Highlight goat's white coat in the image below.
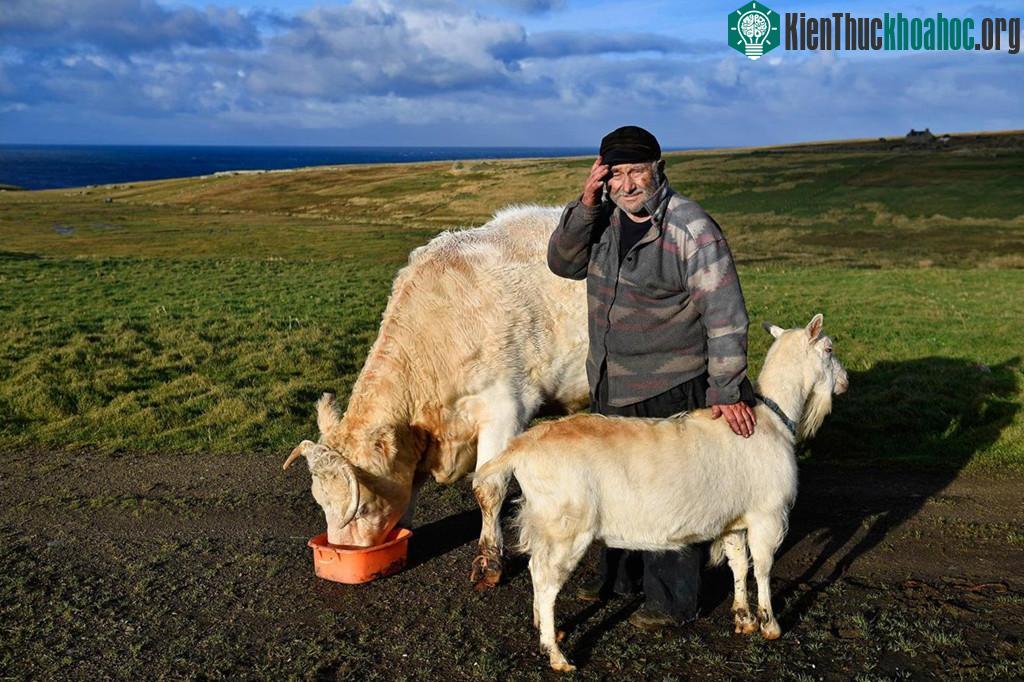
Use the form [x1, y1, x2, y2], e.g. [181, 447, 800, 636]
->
[284, 206, 589, 549]
[474, 316, 848, 671]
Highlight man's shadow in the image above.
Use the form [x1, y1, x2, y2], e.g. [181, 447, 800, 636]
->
[699, 355, 1021, 630]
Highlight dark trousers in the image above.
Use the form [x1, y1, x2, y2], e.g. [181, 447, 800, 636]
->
[590, 364, 714, 623]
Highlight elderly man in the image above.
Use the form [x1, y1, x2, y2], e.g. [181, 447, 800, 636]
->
[547, 125, 757, 629]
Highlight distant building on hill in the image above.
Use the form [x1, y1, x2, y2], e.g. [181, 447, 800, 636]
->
[906, 128, 936, 143]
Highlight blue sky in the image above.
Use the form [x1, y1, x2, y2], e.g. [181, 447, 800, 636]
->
[1, 0, 1020, 147]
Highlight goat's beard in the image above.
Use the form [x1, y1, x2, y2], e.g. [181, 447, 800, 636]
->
[798, 388, 834, 440]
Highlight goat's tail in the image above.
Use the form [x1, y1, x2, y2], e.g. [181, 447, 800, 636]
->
[476, 443, 545, 557]
[708, 536, 728, 567]
[473, 448, 519, 518]
[708, 529, 748, 567]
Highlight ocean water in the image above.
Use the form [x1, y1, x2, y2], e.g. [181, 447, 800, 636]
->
[0, 145, 595, 191]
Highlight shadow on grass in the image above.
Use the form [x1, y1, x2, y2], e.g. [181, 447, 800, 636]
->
[408, 488, 527, 572]
[408, 509, 479, 569]
[563, 596, 644, 667]
[767, 355, 1020, 630]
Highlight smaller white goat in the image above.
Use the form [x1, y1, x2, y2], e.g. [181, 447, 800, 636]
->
[473, 315, 848, 672]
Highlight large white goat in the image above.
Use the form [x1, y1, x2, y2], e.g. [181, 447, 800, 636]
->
[283, 206, 588, 568]
[473, 315, 848, 672]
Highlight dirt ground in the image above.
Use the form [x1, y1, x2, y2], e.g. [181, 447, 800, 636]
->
[1, 449, 1021, 680]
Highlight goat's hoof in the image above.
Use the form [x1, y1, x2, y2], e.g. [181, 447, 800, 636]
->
[469, 553, 503, 591]
[734, 620, 758, 635]
[473, 574, 501, 592]
[760, 621, 782, 640]
[733, 609, 758, 634]
[550, 661, 576, 673]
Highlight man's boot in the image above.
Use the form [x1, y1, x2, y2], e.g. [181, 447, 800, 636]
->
[575, 574, 608, 602]
[628, 606, 680, 630]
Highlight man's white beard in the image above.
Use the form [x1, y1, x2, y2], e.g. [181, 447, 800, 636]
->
[611, 189, 654, 216]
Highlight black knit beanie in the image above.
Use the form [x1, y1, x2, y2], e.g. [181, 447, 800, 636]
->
[599, 125, 661, 166]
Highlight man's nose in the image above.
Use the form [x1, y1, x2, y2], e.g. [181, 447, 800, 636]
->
[622, 176, 635, 192]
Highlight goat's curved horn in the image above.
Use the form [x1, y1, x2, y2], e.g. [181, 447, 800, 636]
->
[282, 440, 316, 470]
[335, 458, 361, 529]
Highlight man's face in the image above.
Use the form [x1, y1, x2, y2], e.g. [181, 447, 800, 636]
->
[607, 161, 659, 216]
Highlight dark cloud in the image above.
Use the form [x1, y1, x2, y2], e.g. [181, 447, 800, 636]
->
[0, 0, 260, 53]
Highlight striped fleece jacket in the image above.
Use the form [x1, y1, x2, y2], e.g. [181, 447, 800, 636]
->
[547, 179, 751, 407]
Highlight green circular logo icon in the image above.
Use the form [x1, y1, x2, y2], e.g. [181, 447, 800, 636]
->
[729, 1, 780, 60]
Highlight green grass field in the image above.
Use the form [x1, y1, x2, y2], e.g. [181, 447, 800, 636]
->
[2, 135, 1024, 681]
[2, 132, 1023, 471]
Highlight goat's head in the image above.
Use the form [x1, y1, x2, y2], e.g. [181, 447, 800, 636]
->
[763, 314, 849, 438]
[282, 394, 412, 547]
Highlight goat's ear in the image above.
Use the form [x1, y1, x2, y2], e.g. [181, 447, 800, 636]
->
[370, 426, 394, 459]
[316, 393, 341, 435]
[762, 321, 784, 339]
[806, 313, 824, 340]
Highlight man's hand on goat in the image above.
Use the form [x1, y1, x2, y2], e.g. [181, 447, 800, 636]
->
[581, 156, 610, 207]
[711, 402, 757, 438]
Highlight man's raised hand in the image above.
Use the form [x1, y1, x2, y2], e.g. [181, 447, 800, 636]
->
[581, 156, 610, 207]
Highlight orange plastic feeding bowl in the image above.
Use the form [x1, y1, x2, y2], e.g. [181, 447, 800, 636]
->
[307, 528, 412, 584]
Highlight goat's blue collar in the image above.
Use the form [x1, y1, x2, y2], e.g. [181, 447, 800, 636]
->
[755, 393, 797, 437]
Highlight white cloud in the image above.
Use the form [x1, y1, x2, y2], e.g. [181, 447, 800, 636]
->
[245, 0, 526, 97]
